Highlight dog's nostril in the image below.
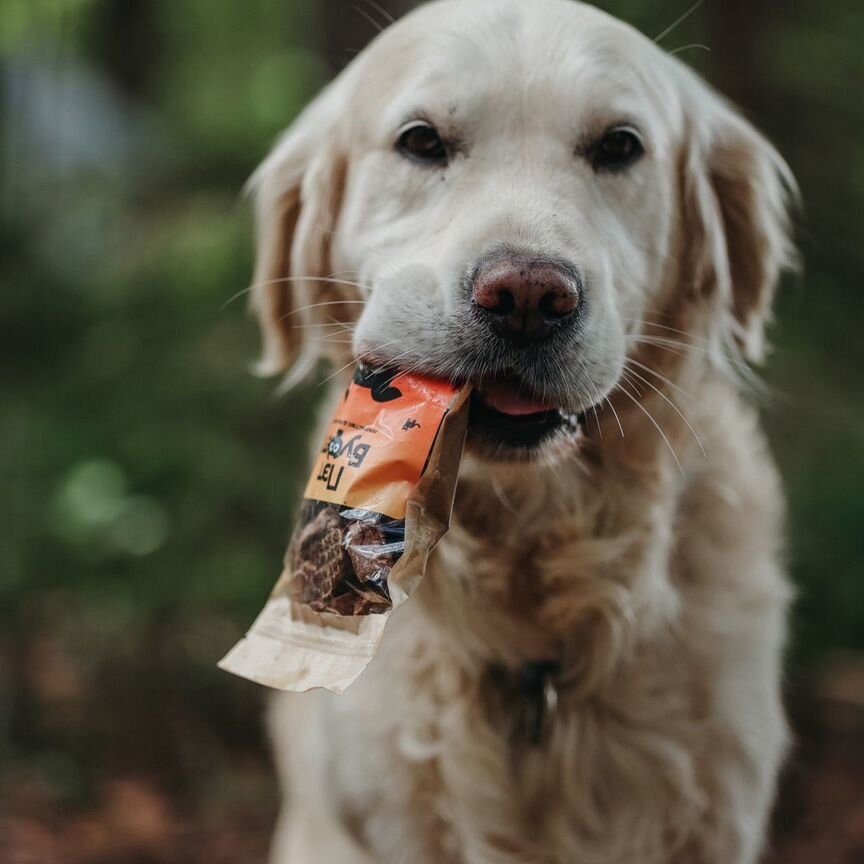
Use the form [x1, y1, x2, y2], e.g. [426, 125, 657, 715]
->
[474, 283, 517, 315]
[538, 291, 566, 319]
[495, 289, 516, 316]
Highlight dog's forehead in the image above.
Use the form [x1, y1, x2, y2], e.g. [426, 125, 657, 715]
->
[355, 0, 672, 137]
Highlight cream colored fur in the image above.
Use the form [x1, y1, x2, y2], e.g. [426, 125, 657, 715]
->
[248, 1, 798, 862]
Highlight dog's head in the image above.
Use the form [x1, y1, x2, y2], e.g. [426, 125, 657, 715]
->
[249, 0, 796, 461]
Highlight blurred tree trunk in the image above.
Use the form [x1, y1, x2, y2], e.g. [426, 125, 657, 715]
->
[320, 0, 419, 74]
[707, 0, 781, 119]
[90, 0, 160, 99]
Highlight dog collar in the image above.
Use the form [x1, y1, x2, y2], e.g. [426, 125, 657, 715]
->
[486, 660, 562, 746]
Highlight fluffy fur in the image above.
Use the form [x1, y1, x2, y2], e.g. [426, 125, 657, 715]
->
[247, 1, 798, 861]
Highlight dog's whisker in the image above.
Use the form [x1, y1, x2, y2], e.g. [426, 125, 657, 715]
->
[604, 394, 625, 439]
[616, 378, 686, 477]
[627, 334, 727, 359]
[220, 273, 369, 311]
[323, 315, 357, 336]
[668, 42, 711, 56]
[627, 334, 704, 351]
[374, 346, 416, 371]
[388, 357, 429, 384]
[627, 333, 709, 352]
[625, 358, 699, 405]
[309, 326, 356, 337]
[363, 0, 395, 25]
[622, 319, 734, 360]
[352, 2, 387, 34]
[654, 0, 705, 44]
[220, 285, 258, 311]
[578, 360, 605, 418]
[355, 340, 417, 379]
[318, 357, 360, 387]
[278, 300, 368, 323]
[290, 321, 355, 330]
[260, 275, 370, 292]
[623, 365, 707, 458]
[578, 358, 605, 441]
[308, 323, 358, 343]
[628, 339, 689, 361]
[620, 318, 705, 342]
[491, 474, 520, 516]
[628, 335, 752, 372]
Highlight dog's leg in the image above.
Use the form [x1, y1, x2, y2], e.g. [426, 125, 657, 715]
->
[267, 691, 376, 864]
[269, 805, 376, 864]
[671, 572, 790, 864]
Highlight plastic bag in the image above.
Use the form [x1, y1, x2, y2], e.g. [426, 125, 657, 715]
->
[219, 368, 470, 693]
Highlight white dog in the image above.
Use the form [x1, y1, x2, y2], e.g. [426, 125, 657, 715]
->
[247, 1, 797, 861]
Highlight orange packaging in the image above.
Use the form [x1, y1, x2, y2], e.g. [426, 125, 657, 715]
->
[305, 371, 462, 520]
[219, 369, 471, 693]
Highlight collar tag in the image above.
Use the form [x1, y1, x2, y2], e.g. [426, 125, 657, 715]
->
[518, 661, 561, 746]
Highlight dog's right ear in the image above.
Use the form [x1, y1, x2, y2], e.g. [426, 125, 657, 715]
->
[248, 76, 354, 384]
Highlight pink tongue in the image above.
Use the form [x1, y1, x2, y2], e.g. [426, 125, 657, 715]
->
[481, 381, 554, 416]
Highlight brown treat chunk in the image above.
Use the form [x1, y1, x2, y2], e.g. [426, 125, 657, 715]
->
[352, 596, 391, 615]
[327, 591, 360, 616]
[290, 506, 343, 572]
[288, 506, 348, 606]
[288, 561, 332, 608]
[343, 521, 397, 583]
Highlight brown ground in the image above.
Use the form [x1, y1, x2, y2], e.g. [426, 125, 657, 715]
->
[1, 689, 862, 863]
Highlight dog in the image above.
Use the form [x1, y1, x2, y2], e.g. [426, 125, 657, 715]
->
[246, 1, 797, 861]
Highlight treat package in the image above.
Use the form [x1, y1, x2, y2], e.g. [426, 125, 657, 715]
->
[219, 368, 470, 694]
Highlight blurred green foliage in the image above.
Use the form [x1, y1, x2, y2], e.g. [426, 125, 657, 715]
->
[1, 0, 862, 808]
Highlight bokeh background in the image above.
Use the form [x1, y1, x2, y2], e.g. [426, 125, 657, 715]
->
[2, 1, 862, 861]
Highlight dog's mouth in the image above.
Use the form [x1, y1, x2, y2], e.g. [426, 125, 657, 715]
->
[468, 378, 585, 457]
[356, 361, 593, 460]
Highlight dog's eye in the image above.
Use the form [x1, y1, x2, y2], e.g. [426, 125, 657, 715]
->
[397, 122, 448, 165]
[592, 127, 644, 172]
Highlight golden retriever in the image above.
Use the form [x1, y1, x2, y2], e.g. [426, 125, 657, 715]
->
[248, 1, 797, 861]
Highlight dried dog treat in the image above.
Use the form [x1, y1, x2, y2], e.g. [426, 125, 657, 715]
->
[287, 506, 348, 606]
[343, 521, 397, 583]
[290, 561, 333, 610]
[219, 367, 471, 694]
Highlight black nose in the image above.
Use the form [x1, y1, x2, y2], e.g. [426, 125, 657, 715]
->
[471, 254, 581, 343]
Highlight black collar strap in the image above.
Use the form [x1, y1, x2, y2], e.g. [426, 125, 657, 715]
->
[485, 660, 562, 746]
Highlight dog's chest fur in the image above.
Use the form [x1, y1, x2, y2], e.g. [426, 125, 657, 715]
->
[299, 392, 790, 864]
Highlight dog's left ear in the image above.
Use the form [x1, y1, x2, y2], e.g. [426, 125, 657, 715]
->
[682, 90, 798, 363]
[246, 72, 355, 385]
